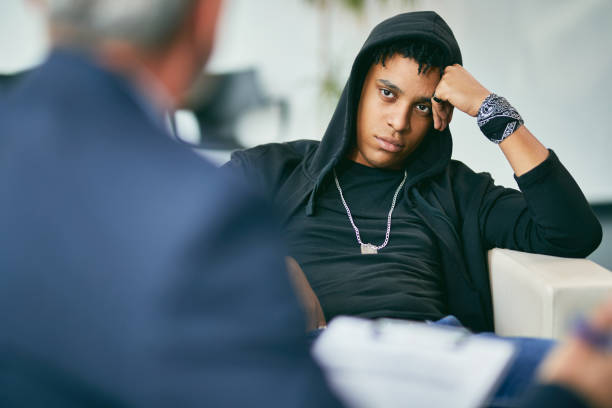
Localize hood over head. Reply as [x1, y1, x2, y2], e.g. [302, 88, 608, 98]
[305, 11, 462, 215]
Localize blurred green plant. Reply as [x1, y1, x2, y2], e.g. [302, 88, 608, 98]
[305, 0, 418, 105]
[320, 68, 344, 103]
[305, 0, 365, 14]
[305, 0, 416, 15]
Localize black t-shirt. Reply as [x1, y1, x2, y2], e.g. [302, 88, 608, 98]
[286, 158, 446, 322]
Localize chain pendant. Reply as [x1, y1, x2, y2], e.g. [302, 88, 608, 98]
[361, 243, 378, 255]
[334, 168, 406, 256]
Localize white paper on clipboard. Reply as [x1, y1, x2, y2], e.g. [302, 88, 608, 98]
[312, 316, 516, 408]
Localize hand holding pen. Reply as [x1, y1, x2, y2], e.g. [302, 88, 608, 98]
[573, 314, 612, 353]
[537, 298, 612, 408]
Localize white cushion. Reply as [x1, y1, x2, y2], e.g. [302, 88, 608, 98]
[488, 248, 612, 339]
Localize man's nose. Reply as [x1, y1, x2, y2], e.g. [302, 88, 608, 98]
[387, 107, 410, 134]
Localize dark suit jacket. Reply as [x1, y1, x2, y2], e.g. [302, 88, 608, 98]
[520, 384, 590, 408]
[0, 50, 342, 407]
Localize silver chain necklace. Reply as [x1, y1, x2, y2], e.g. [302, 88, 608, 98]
[333, 168, 407, 254]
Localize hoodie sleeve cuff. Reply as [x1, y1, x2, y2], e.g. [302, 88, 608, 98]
[513, 149, 561, 189]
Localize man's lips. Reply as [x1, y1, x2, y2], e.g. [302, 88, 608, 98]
[375, 136, 404, 153]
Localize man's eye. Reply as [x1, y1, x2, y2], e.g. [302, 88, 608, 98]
[380, 88, 394, 98]
[416, 104, 431, 113]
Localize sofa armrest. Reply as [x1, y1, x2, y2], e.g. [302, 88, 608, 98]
[488, 248, 612, 339]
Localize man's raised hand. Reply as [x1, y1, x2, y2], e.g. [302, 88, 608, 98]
[432, 64, 490, 131]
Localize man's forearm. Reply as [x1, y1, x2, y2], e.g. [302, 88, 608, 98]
[498, 125, 549, 177]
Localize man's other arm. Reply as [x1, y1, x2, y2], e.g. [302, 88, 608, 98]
[433, 65, 601, 257]
[432, 64, 549, 176]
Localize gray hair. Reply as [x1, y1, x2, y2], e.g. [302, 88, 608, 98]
[48, 0, 196, 48]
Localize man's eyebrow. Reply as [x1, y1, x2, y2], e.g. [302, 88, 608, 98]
[377, 79, 404, 95]
[414, 96, 433, 104]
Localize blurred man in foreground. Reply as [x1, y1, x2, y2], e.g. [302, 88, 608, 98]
[0, 1, 341, 406]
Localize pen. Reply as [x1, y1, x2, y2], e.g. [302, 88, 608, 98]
[572, 317, 612, 352]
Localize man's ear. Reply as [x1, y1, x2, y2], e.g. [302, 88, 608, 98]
[192, 0, 223, 54]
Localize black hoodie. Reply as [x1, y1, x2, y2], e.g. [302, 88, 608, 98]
[226, 11, 601, 332]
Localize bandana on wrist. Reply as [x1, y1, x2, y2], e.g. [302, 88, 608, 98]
[477, 94, 524, 144]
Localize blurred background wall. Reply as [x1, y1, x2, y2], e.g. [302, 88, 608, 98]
[2, 0, 611, 267]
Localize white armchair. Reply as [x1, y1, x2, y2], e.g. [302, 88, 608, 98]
[489, 248, 612, 340]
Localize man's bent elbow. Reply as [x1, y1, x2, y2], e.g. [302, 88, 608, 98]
[580, 217, 603, 257]
[565, 215, 603, 258]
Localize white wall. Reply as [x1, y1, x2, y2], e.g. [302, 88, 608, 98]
[0, 0, 48, 73]
[207, 0, 612, 203]
[3, 0, 611, 202]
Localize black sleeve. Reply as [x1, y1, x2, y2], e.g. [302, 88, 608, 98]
[223, 145, 286, 197]
[480, 150, 602, 257]
[520, 384, 591, 408]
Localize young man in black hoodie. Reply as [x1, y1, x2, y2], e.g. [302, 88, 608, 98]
[226, 10, 602, 405]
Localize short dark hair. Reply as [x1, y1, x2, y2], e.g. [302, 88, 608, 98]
[368, 40, 451, 75]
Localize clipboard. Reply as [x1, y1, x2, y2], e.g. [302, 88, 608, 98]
[312, 316, 516, 408]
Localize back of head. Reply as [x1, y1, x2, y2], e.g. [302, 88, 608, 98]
[46, 0, 222, 107]
[48, 0, 196, 49]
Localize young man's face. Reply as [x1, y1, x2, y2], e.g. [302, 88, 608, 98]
[349, 54, 441, 170]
